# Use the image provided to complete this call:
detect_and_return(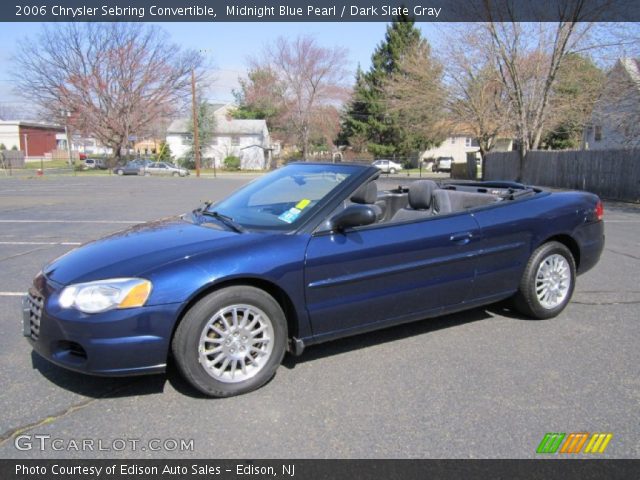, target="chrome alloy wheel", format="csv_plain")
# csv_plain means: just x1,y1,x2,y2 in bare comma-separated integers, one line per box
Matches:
198,304,274,383
535,254,571,309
